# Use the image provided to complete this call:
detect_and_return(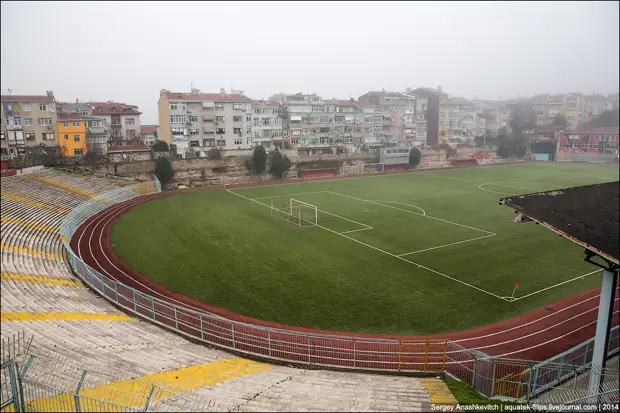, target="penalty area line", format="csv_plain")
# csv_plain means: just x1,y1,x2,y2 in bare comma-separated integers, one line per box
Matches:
251,190,330,200
340,227,373,235
397,234,496,257
226,188,510,302
510,269,603,302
